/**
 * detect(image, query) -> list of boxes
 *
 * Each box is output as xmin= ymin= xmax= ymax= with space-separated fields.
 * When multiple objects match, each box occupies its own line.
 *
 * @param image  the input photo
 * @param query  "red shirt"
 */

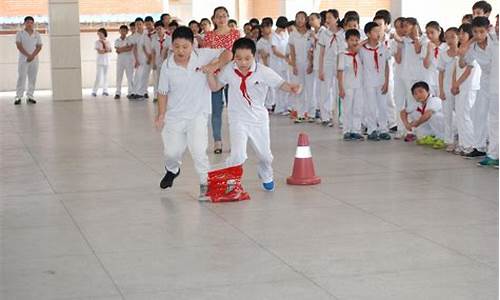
xmin=202 ymin=29 xmax=240 ymax=50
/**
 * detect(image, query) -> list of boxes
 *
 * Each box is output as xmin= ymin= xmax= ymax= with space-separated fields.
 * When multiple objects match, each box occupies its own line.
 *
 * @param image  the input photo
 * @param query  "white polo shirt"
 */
xmin=151 ymin=35 xmax=172 ymax=67
xmin=312 ymin=26 xmax=325 ymax=71
xmin=420 ymin=42 xmax=448 ymax=87
xmin=318 ymin=27 xmax=344 ymax=70
xmin=288 ymin=30 xmax=314 ymax=66
xmin=488 ymin=35 xmax=498 ymax=95
xmin=465 ymin=34 xmax=495 ymax=89
xmin=337 ymin=50 xmax=362 ymax=89
xmin=15 ymin=30 xmax=42 ymax=62
xmin=114 ymin=36 xmax=133 ymax=62
xmin=406 ymin=96 xmax=442 ymax=115
xmin=436 ymin=50 xmax=458 ymax=91
xmin=158 ymin=48 xmax=223 ymax=120
xmin=400 ymin=36 xmax=425 ymax=81
xmin=256 ymin=37 xmax=272 ymax=65
xmin=271 ymin=31 xmax=289 ymax=72
xmin=95 ymin=39 xmax=111 ymax=66
xmin=359 ymin=42 xmax=390 ymax=87
xmin=132 ymin=32 xmax=150 ymax=64
xmin=217 ymin=61 xmax=285 ymax=125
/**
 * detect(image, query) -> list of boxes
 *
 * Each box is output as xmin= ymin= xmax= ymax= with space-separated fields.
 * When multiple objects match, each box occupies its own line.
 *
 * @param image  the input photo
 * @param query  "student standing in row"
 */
xmin=92 ymin=28 xmax=111 ymax=97
xmin=151 ymin=22 xmax=171 ymax=102
xmin=114 ymin=25 xmax=134 ymax=100
xmin=270 ymin=16 xmax=290 ymax=115
xmin=15 ymin=16 xmax=42 ymax=105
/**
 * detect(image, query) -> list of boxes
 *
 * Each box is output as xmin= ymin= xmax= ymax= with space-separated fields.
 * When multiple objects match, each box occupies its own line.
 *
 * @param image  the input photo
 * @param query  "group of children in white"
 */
xmin=13 ymin=2 xmax=498 ymax=201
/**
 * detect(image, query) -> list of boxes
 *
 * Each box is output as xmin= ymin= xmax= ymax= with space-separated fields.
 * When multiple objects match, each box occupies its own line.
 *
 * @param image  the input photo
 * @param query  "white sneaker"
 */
xmin=198 ymin=184 xmax=210 ymax=202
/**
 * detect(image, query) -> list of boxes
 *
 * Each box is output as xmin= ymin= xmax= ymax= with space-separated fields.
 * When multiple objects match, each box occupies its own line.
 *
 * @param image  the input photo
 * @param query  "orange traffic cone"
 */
xmin=287 ymin=133 xmax=321 ymax=185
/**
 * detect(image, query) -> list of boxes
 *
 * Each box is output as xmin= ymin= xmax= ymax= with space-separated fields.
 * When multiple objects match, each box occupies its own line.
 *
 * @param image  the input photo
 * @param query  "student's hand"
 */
xmin=405 ymin=123 xmax=413 ymax=131
xmin=306 ymin=64 xmax=313 ymax=74
xmin=292 ymin=65 xmax=298 ymax=76
xmin=451 ymin=85 xmax=460 ymax=95
xmin=338 ymin=87 xmax=345 ymax=99
xmin=134 ymin=61 xmax=140 ymax=68
xmin=201 ymin=62 xmax=219 ymax=74
xmin=319 ymin=70 xmax=325 ymax=81
xmin=154 ymin=114 xmax=165 ymax=130
xmin=381 ymin=82 xmax=389 ymax=94
xmin=152 ymin=64 xmax=157 ymax=70
xmin=289 ymin=83 xmax=302 ymax=95
xmin=439 ymin=91 xmax=446 ymax=100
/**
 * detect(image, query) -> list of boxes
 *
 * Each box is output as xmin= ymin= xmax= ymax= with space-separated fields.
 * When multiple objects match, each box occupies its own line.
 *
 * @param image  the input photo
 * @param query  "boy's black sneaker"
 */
xmin=464 ymin=149 xmax=486 ymax=159
xmin=389 ymin=125 xmax=398 ymax=133
xmin=114 ymin=95 xmax=120 ymax=100
xmin=27 ymin=98 xmax=37 ymax=104
xmin=144 ymin=93 xmax=149 ymax=99
xmin=14 ymin=97 xmax=21 ymax=105
xmin=127 ymin=94 xmax=135 ymax=99
xmin=160 ymin=169 xmax=180 ymax=189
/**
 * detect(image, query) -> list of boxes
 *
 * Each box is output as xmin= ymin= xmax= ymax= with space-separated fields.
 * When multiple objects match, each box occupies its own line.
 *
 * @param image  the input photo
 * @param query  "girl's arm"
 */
xmin=382 ymin=60 xmax=390 ymax=94
xmin=438 ymin=70 xmax=446 ymax=100
xmin=318 ymin=45 xmax=326 ymax=81
xmin=456 ymin=65 xmax=473 ymax=86
xmin=133 ymin=44 xmax=139 ymax=67
xmin=394 ymin=42 xmax=403 ymax=64
xmin=289 ymin=44 xmax=298 ymax=75
xmin=337 ymin=70 xmax=345 ymax=98
xmin=423 ymin=43 xmax=432 ymax=69
xmin=206 ymin=72 xmax=224 ymax=92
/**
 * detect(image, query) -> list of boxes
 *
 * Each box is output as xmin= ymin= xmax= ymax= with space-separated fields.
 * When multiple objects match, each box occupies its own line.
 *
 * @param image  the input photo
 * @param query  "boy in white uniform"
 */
xmin=270 ymin=17 xmax=290 ymax=115
xmin=360 ymin=22 xmax=392 ymax=141
xmin=401 ymin=81 xmax=445 ymax=143
xmin=256 ymin=19 xmax=275 ymax=110
xmin=114 ymin=25 xmax=134 ymax=99
xmin=131 ymin=18 xmax=149 ymax=100
xmin=318 ymin=9 xmax=342 ymax=127
xmin=154 ymin=27 xmax=232 ymax=200
xmin=151 ymin=21 xmax=171 ymax=102
xmin=15 ymin=16 xmax=42 ymax=105
xmin=207 ymin=38 xmax=301 ymax=191
xmin=338 ymin=29 xmax=364 ymax=141
xmin=141 ymin=16 xmax=156 ymax=100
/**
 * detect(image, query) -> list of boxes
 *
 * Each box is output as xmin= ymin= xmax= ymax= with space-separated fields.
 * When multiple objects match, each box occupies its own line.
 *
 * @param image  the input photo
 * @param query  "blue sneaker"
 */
xmin=477 ymin=156 xmax=499 ymax=168
xmin=367 ymin=131 xmax=380 ymax=141
xmin=379 ymin=132 xmax=392 ymax=140
xmin=351 ymin=133 xmax=364 ymax=141
xmin=343 ymin=132 xmax=351 ymax=140
xmin=262 ymin=181 xmax=275 ymax=191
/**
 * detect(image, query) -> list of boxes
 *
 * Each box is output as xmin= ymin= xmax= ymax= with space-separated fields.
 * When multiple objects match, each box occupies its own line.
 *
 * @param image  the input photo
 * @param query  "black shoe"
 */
xmin=27 ymin=98 xmax=37 ymax=104
xmin=114 ymin=95 xmax=120 ymax=100
xmin=464 ymin=149 xmax=486 ymax=159
xmin=144 ymin=93 xmax=149 ymax=99
xmin=14 ymin=97 xmax=21 ymax=105
xmin=127 ymin=94 xmax=135 ymax=99
xmin=160 ymin=169 xmax=180 ymax=189
xmin=103 ymin=92 xmax=109 ymax=96
xmin=389 ymin=125 xmax=398 ymax=133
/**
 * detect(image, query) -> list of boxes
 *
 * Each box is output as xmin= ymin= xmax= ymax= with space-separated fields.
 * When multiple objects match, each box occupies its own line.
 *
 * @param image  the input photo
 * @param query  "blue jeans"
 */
xmin=211 ymin=88 xmax=225 ymax=142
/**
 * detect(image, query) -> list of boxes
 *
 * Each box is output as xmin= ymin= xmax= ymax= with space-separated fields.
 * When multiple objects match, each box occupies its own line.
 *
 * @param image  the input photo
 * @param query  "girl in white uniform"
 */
xmin=154 ymin=26 xmax=231 ymax=200
xmin=389 ymin=17 xmax=407 ymax=138
xmin=288 ymin=11 xmax=314 ymax=123
xmin=318 ymin=9 xmax=342 ymax=127
xmin=151 ymin=22 xmax=171 ymax=102
xmin=256 ymin=20 xmax=275 ymax=110
xmin=437 ymin=27 xmax=459 ymax=152
xmin=92 ymin=28 xmax=112 ymax=97
xmin=309 ymin=13 xmax=324 ymax=123
xmin=270 ymin=17 xmax=290 ymax=115
xmin=422 ymin=21 xmax=447 ymax=95
xmin=114 ymin=25 xmax=134 ymax=99
xmin=451 ymin=23 xmax=481 ymax=156
xmin=207 ymin=38 xmax=300 ymax=191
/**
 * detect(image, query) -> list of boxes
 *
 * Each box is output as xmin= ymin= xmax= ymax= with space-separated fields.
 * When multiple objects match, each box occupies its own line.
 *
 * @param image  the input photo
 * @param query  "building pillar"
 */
xmin=48 ymin=0 xmax=82 ymax=101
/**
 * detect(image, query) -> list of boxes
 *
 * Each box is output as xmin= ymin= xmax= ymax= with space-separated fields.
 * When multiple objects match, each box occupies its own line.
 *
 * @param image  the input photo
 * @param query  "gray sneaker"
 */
xmin=198 ymin=184 xmax=210 ymax=202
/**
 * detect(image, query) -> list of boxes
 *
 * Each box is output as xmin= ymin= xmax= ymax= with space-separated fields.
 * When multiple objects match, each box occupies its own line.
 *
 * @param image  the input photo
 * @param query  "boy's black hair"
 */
xmin=262 ymin=17 xmax=273 ymax=26
xmin=445 ymin=27 xmax=459 ymax=35
xmin=345 ymin=28 xmax=361 ymax=40
xmin=287 ymin=20 xmax=296 ymax=27
xmin=145 ymin=16 xmax=154 ymax=23
xmin=228 ymin=19 xmax=238 ymax=25
xmin=261 ymin=19 xmax=273 ymax=28
xmin=276 ymin=16 xmax=289 ymax=29
xmin=200 ymin=18 xmax=211 ymax=24
xmin=129 ymin=22 xmax=135 ymax=27
xmin=172 ymin=26 xmax=194 ymax=43
xmin=232 ymin=37 xmax=256 ymax=56
xmin=472 ymin=1 xmax=492 ymax=14
xmin=459 ymin=23 xmax=473 ymax=38
xmin=160 ymin=13 xmax=170 ymax=21
xmin=364 ymin=21 xmax=380 ymax=34
xmin=154 ymin=21 xmax=163 ymax=28
xmin=374 ymin=9 xmax=391 ymax=25
xmin=119 ymin=25 xmax=129 ymax=31
xmin=24 ymin=16 xmax=34 ymax=23
xmin=249 ymin=18 xmax=260 ymax=25
xmin=98 ymin=27 xmax=108 ymax=38
xmin=135 ymin=17 xmax=144 ymax=23
xmin=169 ymin=20 xmax=179 ymax=28
xmin=326 ymin=9 xmax=339 ymax=19
xmin=244 ymin=22 xmax=252 ymax=28
xmin=411 ymin=81 xmax=430 ymax=94
xmin=344 ymin=16 xmax=359 ymax=26
xmin=426 ymin=21 xmax=445 ymax=43
xmin=394 ymin=16 xmax=405 ymax=26
xmin=344 ymin=10 xmax=360 ymax=22
xmin=404 ymin=17 xmax=422 ymax=35
xmin=471 ymin=16 xmax=490 ymax=28
xmin=188 ymin=20 xmax=199 ymax=27
xmin=310 ymin=12 xmax=321 ymax=20
xmin=462 ymin=14 xmax=473 ymax=22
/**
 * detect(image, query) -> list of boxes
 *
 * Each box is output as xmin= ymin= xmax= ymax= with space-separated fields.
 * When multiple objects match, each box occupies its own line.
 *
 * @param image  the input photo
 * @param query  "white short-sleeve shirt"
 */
xmin=312 ymin=26 xmax=325 ymax=71
xmin=436 ymin=50 xmax=457 ymax=91
xmin=359 ymin=42 xmax=390 ymax=87
xmin=407 ymin=96 xmax=442 ymax=115
xmin=218 ymin=62 xmax=285 ymax=125
xmin=420 ymin=41 xmax=448 ymax=87
xmin=465 ymin=34 xmax=495 ymax=88
xmin=270 ymin=31 xmax=289 ymax=72
xmin=400 ymin=36 xmax=425 ymax=81
xmin=288 ymin=30 xmax=314 ymax=66
xmin=133 ymin=32 xmax=150 ymax=64
xmin=338 ymin=50 xmax=362 ymax=89
xmin=95 ymin=39 xmax=111 ymax=66
xmin=488 ymin=36 xmax=498 ymax=95
xmin=151 ymin=35 xmax=172 ymax=67
xmin=15 ymin=30 xmax=42 ymax=62
xmin=114 ymin=36 xmax=134 ymax=61
xmin=158 ymin=48 xmax=223 ymax=120
xmin=318 ymin=27 xmax=344 ymax=69
xmin=256 ymin=37 xmax=272 ymax=65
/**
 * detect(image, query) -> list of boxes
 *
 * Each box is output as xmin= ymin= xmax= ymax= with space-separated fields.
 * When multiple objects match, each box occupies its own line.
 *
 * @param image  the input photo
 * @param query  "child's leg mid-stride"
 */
xmin=227 ymin=122 xmax=274 ymax=191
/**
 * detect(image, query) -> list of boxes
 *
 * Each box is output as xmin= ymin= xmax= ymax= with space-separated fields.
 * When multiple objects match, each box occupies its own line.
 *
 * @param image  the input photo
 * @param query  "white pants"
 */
xmin=318 ymin=66 xmax=337 ymax=122
xmin=472 ymin=84 xmax=490 ymax=151
xmin=487 ymin=91 xmax=499 ymax=159
xmin=16 ymin=59 xmax=39 ymax=98
xmin=116 ymin=58 xmax=134 ymax=96
xmin=133 ymin=62 xmax=149 ymax=95
xmin=143 ymin=63 xmax=153 ymax=95
xmin=162 ymin=114 xmax=210 ymax=184
xmin=313 ymin=70 xmax=321 ymax=112
xmin=386 ymin=67 xmax=397 ymax=127
xmin=290 ymin=63 xmax=314 ymax=118
xmin=153 ymin=64 xmax=162 ymax=99
xmin=93 ymin=64 xmax=108 ymax=94
xmin=455 ymin=89 xmax=476 ymax=150
xmin=227 ymin=122 xmax=273 ymax=183
xmin=393 ymin=75 xmax=407 ymax=134
xmin=273 ymin=68 xmax=289 ymax=113
xmin=342 ymin=87 xmax=364 ymax=134
xmin=442 ymin=91 xmax=456 ymax=144
xmin=364 ymin=86 xmax=389 ymax=134
xmin=409 ymin=111 xmax=445 ymax=139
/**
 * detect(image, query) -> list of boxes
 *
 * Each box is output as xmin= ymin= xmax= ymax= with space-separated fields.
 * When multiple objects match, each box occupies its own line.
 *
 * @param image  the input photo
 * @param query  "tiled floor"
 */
xmin=1 ymin=94 xmax=498 ymax=300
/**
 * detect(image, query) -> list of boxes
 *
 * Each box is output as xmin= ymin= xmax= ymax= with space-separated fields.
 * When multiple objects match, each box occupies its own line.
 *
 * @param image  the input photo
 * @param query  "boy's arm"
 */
xmin=206 ymin=72 xmax=225 ymax=92
xmin=32 ymin=43 xmax=42 ymax=58
xmin=289 ymin=44 xmax=298 ymax=75
xmin=412 ymin=110 xmax=433 ymax=128
xmin=272 ymin=45 xmax=287 ymax=59
xmin=438 ymin=70 xmax=446 ymax=100
xmin=154 ymin=93 xmax=168 ymax=129
xmin=337 ymin=70 xmax=345 ymax=98
xmin=394 ymin=42 xmax=402 ymax=64
xmin=456 ymin=65 xmax=472 ymax=86
xmin=318 ymin=45 xmax=326 ymax=81
xmin=382 ymin=60 xmax=389 ymax=94
xmin=400 ymin=110 xmax=413 ymax=132
xmin=202 ymin=49 xmax=233 ymax=74
xmin=133 ymin=44 xmax=139 ymax=67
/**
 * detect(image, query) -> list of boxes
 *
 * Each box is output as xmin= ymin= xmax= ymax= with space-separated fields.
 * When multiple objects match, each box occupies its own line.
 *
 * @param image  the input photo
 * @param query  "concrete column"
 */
xmin=48 ymin=0 xmax=82 ymax=101
xmin=391 ymin=0 xmax=403 ymax=19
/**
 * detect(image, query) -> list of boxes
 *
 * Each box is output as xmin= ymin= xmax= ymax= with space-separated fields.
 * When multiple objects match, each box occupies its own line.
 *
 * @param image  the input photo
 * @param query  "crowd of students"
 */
xmin=13 ymin=2 xmax=499 ymax=200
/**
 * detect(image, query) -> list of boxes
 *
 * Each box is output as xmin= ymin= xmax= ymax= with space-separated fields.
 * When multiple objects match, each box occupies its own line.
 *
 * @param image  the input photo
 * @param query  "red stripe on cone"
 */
xmin=287 ymin=133 xmax=321 ymax=185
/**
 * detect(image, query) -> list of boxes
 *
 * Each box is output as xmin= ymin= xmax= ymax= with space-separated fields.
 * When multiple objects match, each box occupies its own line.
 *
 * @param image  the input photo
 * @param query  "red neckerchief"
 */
xmin=158 ymin=37 xmax=165 ymax=52
xmin=345 ymin=51 xmax=358 ymax=77
xmin=417 ymin=101 xmax=427 ymax=115
xmin=363 ymin=44 xmax=380 ymax=72
xmin=329 ymin=33 xmax=337 ymax=47
xmin=434 ymin=46 xmax=439 ymax=59
xmin=234 ymin=69 xmax=253 ymax=106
